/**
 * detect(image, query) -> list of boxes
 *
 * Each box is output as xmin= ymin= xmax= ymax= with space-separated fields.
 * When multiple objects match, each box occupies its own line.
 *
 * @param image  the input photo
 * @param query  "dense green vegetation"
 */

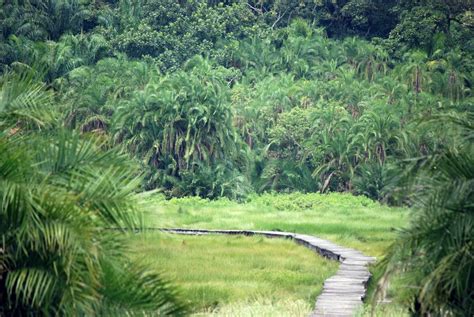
xmin=0 ymin=72 xmax=186 ymax=315
xmin=378 ymin=113 xmax=473 ymax=315
xmin=1 ymin=0 xmax=473 ymax=315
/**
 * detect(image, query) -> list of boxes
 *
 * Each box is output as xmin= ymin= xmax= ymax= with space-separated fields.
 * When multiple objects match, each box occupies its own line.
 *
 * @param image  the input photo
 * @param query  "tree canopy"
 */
xmin=0 ymin=0 xmax=473 ymax=315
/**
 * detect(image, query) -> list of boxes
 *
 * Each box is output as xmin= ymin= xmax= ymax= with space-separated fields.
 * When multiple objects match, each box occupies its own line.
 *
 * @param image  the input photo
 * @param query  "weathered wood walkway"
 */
xmin=159 ymin=228 xmax=376 ymax=317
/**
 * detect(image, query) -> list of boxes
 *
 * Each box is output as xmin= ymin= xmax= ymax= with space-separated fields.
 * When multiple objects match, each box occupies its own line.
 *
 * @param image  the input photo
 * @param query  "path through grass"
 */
xmin=129 ymin=233 xmax=338 ymax=315
xmin=135 ymin=192 xmax=409 ymax=315
xmin=143 ymin=193 xmax=409 ymax=257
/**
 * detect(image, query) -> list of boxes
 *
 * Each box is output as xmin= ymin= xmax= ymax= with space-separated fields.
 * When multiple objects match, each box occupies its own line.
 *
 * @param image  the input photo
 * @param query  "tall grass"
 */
xmin=128 ymin=233 xmax=338 ymax=315
xmin=144 ymin=192 xmax=408 ymax=256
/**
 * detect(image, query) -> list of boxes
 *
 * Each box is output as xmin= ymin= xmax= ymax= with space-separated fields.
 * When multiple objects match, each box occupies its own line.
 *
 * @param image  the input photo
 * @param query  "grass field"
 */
xmin=129 ymin=233 xmax=338 ymax=316
xmin=142 ymin=192 xmax=409 ymax=257
xmin=133 ymin=192 xmax=410 ymax=315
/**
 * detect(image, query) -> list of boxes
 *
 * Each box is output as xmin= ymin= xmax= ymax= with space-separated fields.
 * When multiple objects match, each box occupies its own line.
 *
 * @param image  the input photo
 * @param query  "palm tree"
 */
xmin=231 ymin=73 xmax=297 ymax=150
xmin=310 ymin=109 xmax=361 ymax=192
xmin=0 ymin=71 xmax=186 ymax=316
xmin=428 ymin=49 xmax=472 ymax=101
xmin=9 ymin=0 xmax=89 ymax=41
xmin=376 ymin=112 xmax=474 ymax=315
xmin=0 ymin=32 xmax=108 ymax=85
xmin=354 ymin=111 xmax=401 ymax=165
xmin=343 ymin=37 xmax=389 ymax=82
xmin=0 ymin=132 xmax=186 ymax=316
xmin=114 ymin=56 xmax=243 ymax=192
xmin=0 ymin=70 xmax=57 ymax=131
xmin=259 ymin=158 xmax=315 ymax=193
xmin=229 ymin=36 xmax=278 ymax=74
xmin=396 ymin=51 xmax=431 ymax=115
xmin=63 ymin=57 xmax=155 ymax=134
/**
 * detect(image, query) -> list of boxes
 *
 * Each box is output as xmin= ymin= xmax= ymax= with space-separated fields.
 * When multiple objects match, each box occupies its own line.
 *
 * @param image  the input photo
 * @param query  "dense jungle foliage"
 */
xmin=1 ymin=0 xmax=473 ymax=315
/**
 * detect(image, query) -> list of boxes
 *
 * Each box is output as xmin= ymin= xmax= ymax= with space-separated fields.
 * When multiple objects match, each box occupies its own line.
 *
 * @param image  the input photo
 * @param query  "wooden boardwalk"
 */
xmin=160 ymin=228 xmax=376 ymax=317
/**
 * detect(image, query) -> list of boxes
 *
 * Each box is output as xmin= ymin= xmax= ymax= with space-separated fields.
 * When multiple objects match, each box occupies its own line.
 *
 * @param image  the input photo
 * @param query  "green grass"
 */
xmin=129 ymin=233 xmax=338 ymax=315
xmin=142 ymin=192 xmax=409 ymax=257
xmin=133 ymin=192 xmax=410 ymax=315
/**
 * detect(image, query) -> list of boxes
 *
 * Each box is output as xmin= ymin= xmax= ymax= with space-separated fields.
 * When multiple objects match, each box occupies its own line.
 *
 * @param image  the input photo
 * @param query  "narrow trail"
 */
xmin=159 ymin=228 xmax=376 ymax=317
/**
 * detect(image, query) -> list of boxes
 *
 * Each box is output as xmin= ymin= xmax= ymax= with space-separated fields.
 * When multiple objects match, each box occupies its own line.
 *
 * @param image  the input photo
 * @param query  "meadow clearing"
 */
xmin=129 ymin=193 xmax=409 ymax=315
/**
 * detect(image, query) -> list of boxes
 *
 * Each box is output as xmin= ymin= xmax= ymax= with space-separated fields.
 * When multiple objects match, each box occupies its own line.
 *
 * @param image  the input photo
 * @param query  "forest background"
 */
xmin=1 ymin=0 xmax=473 ymax=316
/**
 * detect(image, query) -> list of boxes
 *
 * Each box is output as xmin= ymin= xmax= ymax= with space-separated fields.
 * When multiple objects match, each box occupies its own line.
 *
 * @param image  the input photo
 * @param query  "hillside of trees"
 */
xmin=1 ymin=0 xmax=473 ymax=316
